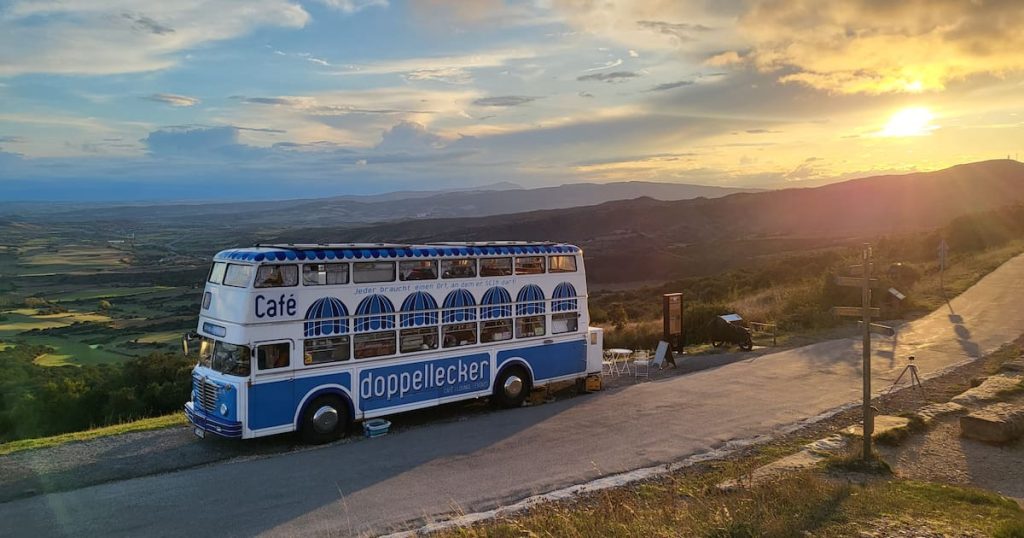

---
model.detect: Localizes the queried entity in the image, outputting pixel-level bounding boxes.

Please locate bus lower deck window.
[552,312,579,334]
[442,323,477,348]
[257,342,291,370]
[516,316,546,338]
[401,327,438,353]
[304,336,351,364]
[354,331,396,359]
[480,319,513,343]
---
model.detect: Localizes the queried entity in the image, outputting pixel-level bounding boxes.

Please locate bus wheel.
[300,395,348,444]
[493,366,531,408]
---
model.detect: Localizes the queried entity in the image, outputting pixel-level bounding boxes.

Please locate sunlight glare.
[881,107,935,137]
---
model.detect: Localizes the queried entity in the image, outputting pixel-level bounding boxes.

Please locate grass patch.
[0,413,187,456]
[444,472,1024,538]
[29,335,138,366]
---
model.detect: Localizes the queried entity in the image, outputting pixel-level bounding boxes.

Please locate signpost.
[663,293,683,366]
[832,244,880,461]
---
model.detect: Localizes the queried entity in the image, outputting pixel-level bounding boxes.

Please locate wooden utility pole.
[860,244,873,460]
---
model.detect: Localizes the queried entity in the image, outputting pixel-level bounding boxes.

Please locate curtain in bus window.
[442,289,477,323]
[354,294,396,331]
[304,297,350,337]
[552,282,578,311]
[480,287,512,319]
[515,284,546,316]
[400,291,439,327]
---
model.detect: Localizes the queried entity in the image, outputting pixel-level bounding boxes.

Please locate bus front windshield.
[198,337,251,377]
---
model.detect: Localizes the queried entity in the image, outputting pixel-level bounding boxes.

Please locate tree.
[98,300,112,311]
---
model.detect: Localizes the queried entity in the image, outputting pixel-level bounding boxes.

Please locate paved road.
[3,254,1024,538]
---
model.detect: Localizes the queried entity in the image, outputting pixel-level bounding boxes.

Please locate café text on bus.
[184,242,604,442]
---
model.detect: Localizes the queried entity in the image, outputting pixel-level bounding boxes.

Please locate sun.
[881,107,935,137]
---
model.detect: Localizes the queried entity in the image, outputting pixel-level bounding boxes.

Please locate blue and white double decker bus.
[184,242,604,442]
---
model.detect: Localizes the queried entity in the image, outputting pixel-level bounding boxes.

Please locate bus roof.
[213,242,581,263]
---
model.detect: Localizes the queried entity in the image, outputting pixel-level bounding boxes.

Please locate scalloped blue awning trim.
[214,244,580,263]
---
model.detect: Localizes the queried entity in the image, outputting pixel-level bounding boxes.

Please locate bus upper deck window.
[303,263,348,286]
[399,260,437,281]
[255,265,298,288]
[223,264,254,288]
[441,259,476,279]
[479,258,512,277]
[514,256,545,275]
[208,262,227,284]
[548,255,577,273]
[353,262,396,284]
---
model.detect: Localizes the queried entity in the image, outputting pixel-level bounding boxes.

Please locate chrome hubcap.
[503,376,523,398]
[312,405,339,434]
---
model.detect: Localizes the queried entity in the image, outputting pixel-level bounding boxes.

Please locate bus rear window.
[255,265,298,288]
[223,264,254,288]
[353,262,396,283]
[549,255,577,273]
[208,262,227,284]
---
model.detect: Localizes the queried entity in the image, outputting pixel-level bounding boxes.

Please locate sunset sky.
[1,0,1023,200]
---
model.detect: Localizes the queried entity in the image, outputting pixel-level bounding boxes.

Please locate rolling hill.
[272,159,1024,283]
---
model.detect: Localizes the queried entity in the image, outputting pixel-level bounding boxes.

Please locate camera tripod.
[887,355,923,394]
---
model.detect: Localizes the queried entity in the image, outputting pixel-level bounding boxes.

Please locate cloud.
[647,80,694,92]
[582,59,624,72]
[628,50,639,58]
[472,96,538,107]
[706,51,743,67]
[734,0,1024,94]
[143,93,200,107]
[140,125,275,159]
[0,136,26,144]
[121,12,175,35]
[636,20,712,43]
[577,71,640,83]
[315,0,388,12]
[0,1,311,76]
[406,67,473,84]
[745,128,781,134]
[375,121,446,152]
[578,91,595,98]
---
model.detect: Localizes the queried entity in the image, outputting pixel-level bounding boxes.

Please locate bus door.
[247,340,296,431]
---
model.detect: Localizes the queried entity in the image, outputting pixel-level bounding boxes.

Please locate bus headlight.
[220,403,228,416]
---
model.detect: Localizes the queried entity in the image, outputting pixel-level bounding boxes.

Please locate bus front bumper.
[185,401,243,439]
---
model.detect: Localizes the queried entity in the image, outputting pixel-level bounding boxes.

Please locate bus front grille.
[196,377,218,413]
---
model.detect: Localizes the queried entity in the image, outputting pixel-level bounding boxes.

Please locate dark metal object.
[706,315,753,351]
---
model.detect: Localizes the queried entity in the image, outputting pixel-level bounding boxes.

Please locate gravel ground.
[880,392,1024,506]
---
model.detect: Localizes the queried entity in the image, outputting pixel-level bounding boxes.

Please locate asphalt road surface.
[3,254,1024,538]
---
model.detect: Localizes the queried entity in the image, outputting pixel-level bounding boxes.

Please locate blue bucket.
[363,418,391,438]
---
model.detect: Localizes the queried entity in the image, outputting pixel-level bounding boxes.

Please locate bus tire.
[493,366,531,408]
[300,395,348,444]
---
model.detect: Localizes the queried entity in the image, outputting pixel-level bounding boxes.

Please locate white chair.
[633,350,651,380]
[601,351,616,377]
